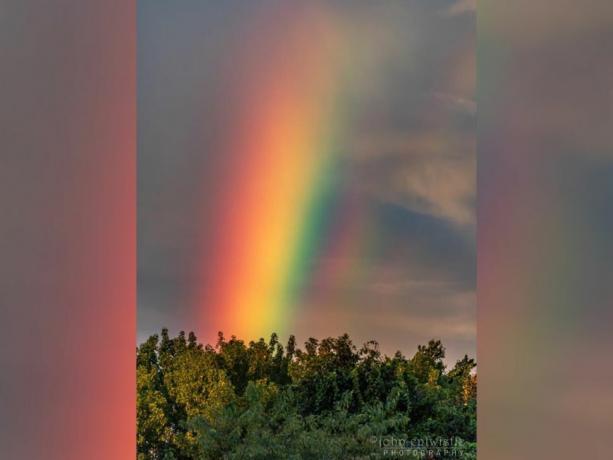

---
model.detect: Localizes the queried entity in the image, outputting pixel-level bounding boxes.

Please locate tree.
[137,330,477,460]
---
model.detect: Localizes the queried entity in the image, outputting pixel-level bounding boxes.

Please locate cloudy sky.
[138,0,475,364]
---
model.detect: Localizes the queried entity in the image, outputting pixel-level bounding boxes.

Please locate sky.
[138,0,475,364]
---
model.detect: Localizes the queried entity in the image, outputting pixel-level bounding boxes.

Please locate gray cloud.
[347,133,475,227]
[138,1,475,359]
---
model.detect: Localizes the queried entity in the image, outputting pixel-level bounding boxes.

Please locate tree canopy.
[137,329,476,460]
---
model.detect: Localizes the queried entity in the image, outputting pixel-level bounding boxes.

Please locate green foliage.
[137,330,476,459]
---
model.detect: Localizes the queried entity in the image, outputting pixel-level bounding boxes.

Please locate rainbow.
[189,4,476,344]
[193,7,353,342]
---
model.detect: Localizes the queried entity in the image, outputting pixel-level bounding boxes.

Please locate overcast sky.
[138,0,475,364]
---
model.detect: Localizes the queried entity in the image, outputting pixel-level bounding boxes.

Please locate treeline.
[137,330,476,459]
